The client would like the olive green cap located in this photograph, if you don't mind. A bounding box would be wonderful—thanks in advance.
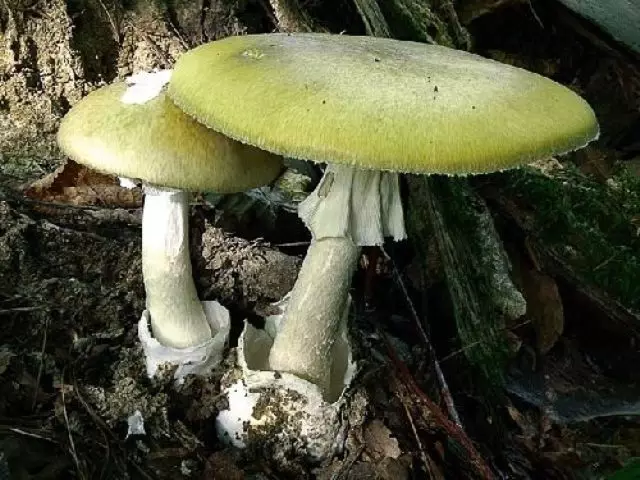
[57,81,284,192]
[168,33,599,175]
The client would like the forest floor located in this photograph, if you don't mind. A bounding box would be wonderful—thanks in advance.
[1,0,640,479]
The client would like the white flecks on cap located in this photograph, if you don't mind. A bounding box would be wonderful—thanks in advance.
[121,69,173,105]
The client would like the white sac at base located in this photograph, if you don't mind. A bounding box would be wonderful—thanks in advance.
[138,300,230,383]
[216,296,357,463]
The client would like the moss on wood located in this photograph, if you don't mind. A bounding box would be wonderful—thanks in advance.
[497,164,640,314]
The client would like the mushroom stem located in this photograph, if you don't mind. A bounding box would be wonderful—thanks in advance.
[142,186,212,348]
[268,237,360,395]
[269,164,406,398]
[268,165,406,397]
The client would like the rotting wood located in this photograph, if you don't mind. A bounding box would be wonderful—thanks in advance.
[480,179,640,339]
[268,0,314,32]
[406,176,523,390]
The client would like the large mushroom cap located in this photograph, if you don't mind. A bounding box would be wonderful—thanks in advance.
[168,33,599,175]
[57,78,283,192]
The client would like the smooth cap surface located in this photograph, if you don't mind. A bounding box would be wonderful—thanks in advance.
[57,79,283,192]
[168,33,599,175]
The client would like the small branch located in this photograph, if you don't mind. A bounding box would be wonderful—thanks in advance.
[439,318,531,363]
[394,374,434,478]
[384,336,495,480]
[72,369,156,480]
[268,0,314,32]
[61,370,87,480]
[388,254,463,428]
[31,317,49,411]
[8,428,56,443]
[94,0,119,43]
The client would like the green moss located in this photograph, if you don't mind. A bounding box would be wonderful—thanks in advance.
[499,164,640,312]
[433,177,513,383]
[407,176,514,389]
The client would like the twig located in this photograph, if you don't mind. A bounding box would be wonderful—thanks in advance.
[258,0,280,30]
[72,379,119,480]
[393,374,433,478]
[32,317,49,411]
[329,444,365,480]
[61,371,86,480]
[4,189,141,213]
[578,442,626,449]
[439,319,531,363]
[94,0,119,42]
[165,13,189,52]
[0,306,45,314]
[71,374,113,480]
[72,369,156,480]
[273,241,311,247]
[387,254,463,428]
[383,335,495,480]
[9,427,56,443]
[526,0,544,29]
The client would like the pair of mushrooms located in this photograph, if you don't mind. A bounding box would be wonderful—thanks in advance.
[58,33,598,458]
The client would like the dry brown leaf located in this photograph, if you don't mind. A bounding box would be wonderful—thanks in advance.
[521,268,565,354]
[376,455,414,480]
[574,146,616,182]
[24,159,143,208]
[364,419,402,462]
[508,240,565,354]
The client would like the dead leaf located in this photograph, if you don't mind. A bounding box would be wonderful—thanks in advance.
[24,159,142,208]
[376,455,413,480]
[364,419,401,462]
[574,147,616,182]
[521,268,565,354]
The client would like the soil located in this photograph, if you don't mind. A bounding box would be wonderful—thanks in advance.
[1,0,640,479]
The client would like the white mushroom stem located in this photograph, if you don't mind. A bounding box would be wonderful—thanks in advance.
[268,164,406,396]
[269,237,359,395]
[142,186,212,348]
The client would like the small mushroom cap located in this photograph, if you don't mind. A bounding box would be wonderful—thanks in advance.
[168,33,599,175]
[57,81,283,192]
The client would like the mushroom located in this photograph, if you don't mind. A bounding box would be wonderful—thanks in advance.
[167,33,599,457]
[57,70,283,380]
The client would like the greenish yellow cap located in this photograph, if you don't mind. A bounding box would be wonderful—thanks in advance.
[57,78,283,192]
[168,33,599,175]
